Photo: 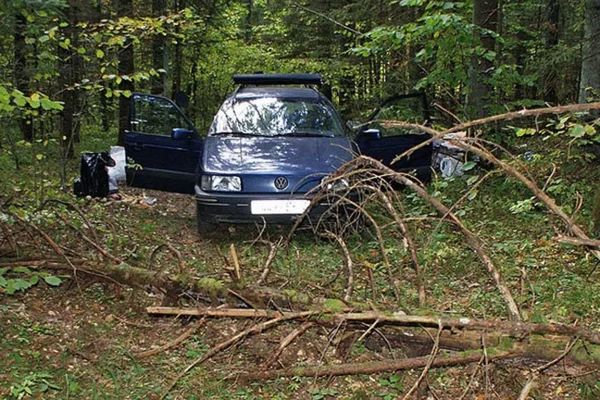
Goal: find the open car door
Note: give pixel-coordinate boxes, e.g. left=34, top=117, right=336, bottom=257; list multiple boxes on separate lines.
left=354, top=92, right=432, bottom=182
left=124, top=94, right=202, bottom=194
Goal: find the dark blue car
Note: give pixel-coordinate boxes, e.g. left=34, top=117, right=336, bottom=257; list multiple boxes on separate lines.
left=124, top=74, right=432, bottom=233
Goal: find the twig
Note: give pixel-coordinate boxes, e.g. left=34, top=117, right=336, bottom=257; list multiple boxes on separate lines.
left=150, top=243, right=185, bottom=273
left=402, top=321, right=443, bottom=400
left=323, top=231, right=354, bottom=302
left=135, top=318, right=205, bottom=359
left=518, top=337, right=579, bottom=400
left=159, top=311, right=314, bottom=399
left=262, top=321, right=314, bottom=369
left=255, top=238, right=281, bottom=286
left=230, top=244, right=241, bottom=282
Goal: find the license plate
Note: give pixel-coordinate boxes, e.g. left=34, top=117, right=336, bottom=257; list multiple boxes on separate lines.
left=251, top=200, right=311, bottom=215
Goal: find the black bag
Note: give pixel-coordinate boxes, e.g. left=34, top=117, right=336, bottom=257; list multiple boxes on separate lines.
left=73, top=151, right=115, bottom=198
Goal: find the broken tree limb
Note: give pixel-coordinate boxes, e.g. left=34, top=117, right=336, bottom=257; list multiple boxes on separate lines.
left=146, top=307, right=600, bottom=345
left=456, top=140, right=600, bottom=263
left=262, top=321, right=314, bottom=369
left=233, top=348, right=518, bottom=382
left=442, top=101, right=600, bottom=135
left=159, top=311, right=315, bottom=399
left=340, top=157, right=522, bottom=321
left=554, top=235, right=600, bottom=248
left=135, top=318, right=206, bottom=359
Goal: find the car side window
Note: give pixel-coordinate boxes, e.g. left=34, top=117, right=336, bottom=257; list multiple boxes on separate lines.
left=372, top=97, right=427, bottom=137
left=131, top=95, right=191, bottom=136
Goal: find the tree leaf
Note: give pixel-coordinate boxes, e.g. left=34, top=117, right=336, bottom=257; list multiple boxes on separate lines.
left=44, top=275, right=62, bottom=286
left=462, top=161, right=477, bottom=171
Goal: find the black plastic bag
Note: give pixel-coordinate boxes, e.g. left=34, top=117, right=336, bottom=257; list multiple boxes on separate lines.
left=73, top=151, right=115, bottom=198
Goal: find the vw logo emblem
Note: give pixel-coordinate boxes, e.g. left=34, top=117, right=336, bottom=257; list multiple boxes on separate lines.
left=274, top=176, right=288, bottom=190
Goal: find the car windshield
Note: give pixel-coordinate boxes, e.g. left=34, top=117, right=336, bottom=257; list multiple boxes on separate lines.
left=208, top=97, right=345, bottom=137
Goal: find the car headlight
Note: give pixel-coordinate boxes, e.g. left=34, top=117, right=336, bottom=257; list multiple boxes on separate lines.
left=321, top=177, right=349, bottom=192
left=201, top=175, right=242, bottom=192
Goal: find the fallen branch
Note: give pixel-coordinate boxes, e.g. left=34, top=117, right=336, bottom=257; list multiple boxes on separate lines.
left=554, top=235, right=600, bottom=248
left=341, top=158, right=521, bottom=321
left=146, top=307, right=600, bottom=345
left=233, top=348, right=518, bottom=381
left=135, top=318, right=206, bottom=359
left=402, top=321, right=443, bottom=399
left=159, top=311, right=315, bottom=399
left=262, top=321, right=314, bottom=369
left=255, top=238, right=281, bottom=286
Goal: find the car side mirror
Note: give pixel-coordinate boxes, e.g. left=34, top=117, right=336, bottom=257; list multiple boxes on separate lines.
left=362, top=128, right=381, bottom=140
left=172, top=128, right=194, bottom=140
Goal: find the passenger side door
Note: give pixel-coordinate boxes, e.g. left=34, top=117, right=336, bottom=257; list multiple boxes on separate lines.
left=355, top=93, right=433, bottom=182
left=125, top=94, right=202, bottom=194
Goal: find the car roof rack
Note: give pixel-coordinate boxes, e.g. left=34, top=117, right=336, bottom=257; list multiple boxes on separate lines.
left=233, top=73, right=322, bottom=87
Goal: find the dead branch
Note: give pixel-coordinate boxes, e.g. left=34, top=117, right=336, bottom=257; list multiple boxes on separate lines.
left=233, top=348, right=518, bottom=382
left=443, top=101, right=600, bottom=135
left=146, top=307, right=600, bottom=345
left=402, top=321, right=443, bottom=399
left=554, top=235, right=600, bottom=248
left=135, top=318, right=206, bottom=359
left=255, top=238, right=281, bottom=286
left=230, top=243, right=242, bottom=282
left=322, top=231, right=354, bottom=302
left=159, top=311, right=315, bottom=399
left=455, top=139, right=600, bottom=263
left=340, top=158, right=521, bottom=321
left=150, top=243, right=186, bottom=273
left=518, top=337, right=579, bottom=400
left=375, top=189, right=426, bottom=307
left=262, top=321, right=314, bottom=369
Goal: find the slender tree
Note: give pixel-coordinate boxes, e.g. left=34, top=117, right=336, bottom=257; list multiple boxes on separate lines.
left=14, top=12, right=33, bottom=142
left=151, top=0, right=167, bottom=95
left=579, top=0, right=600, bottom=103
left=117, top=0, right=134, bottom=145
left=471, top=0, right=499, bottom=118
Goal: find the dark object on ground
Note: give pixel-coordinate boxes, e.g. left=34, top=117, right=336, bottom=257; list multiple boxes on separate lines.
left=74, top=151, right=116, bottom=198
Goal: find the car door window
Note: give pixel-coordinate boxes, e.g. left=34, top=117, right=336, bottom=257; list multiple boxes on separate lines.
left=132, top=94, right=192, bottom=136
left=371, top=96, right=428, bottom=137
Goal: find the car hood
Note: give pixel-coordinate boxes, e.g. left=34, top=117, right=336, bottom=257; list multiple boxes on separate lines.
left=203, top=136, right=354, bottom=175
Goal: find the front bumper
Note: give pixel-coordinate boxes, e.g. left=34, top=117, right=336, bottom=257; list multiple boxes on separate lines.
left=195, top=185, right=355, bottom=225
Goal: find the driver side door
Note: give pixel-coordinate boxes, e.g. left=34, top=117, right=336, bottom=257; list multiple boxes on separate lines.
left=125, top=94, right=202, bottom=194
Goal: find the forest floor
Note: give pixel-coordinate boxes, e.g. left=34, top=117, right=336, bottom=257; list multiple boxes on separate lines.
left=2, top=178, right=600, bottom=399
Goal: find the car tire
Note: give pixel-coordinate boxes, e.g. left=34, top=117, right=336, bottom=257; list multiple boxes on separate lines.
left=196, top=203, right=217, bottom=234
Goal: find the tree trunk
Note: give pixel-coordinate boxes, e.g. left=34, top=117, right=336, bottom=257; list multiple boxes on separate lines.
left=117, top=0, right=134, bottom=146
left=579, top=0, right=600, bottom=103
left=543, top=0, right=560, bottom=103
left=471, top=0, right=499, bottom=118
left=171, top=0, right=184, bottom=98
left=14, top=13, right=34, bottom=142
left=151, top=0, right=167, bottom=95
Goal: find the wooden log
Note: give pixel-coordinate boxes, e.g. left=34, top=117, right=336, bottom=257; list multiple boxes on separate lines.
left=146, top=307, right=600, bottom=345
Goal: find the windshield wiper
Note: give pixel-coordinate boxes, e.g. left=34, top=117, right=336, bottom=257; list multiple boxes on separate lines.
left=273, top=132, right=334, bottom=138
left=211, top=131, right=257, bottom=137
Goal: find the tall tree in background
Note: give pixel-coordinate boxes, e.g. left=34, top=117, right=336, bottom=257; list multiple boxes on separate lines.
left=117, top=0, right=134, bottom=145
left=14, top=12, right=33, bottom=142
left=579, top=0, right=600, bottom=103
left=543, top=0, right=560, bottom=103
left=471, top=0, right=499, bottom=117
left=151, top=0, right=167, bottom=95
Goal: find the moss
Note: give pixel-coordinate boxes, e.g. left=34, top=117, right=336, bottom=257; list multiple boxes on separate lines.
left=196, top=278, right=225, bottom=297
left=283, top=289, right=310, bottom=304
left=323, top=299, right=346, bottom=312
left=498, top=336, right=515, bottom=351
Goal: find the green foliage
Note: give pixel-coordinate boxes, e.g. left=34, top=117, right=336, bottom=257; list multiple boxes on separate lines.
left=9, top=372, right=60, bottom=399
left=0, top=265, right=63, bottom=295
